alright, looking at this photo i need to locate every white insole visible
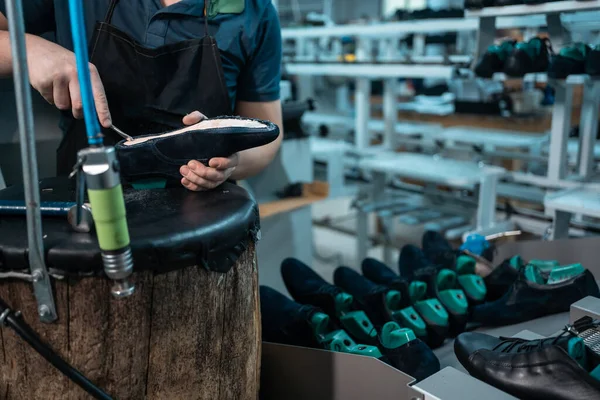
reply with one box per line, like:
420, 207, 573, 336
122, 119, 267, 146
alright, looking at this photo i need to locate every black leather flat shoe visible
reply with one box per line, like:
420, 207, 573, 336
455, 318, 600, 400
116, 116, 279, 182
471, 264, 600, 326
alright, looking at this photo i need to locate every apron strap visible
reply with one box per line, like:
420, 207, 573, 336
104, 0, 120, 24
204, 0, 209, 37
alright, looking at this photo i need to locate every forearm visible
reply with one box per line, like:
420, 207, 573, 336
0, 30, 13, 76
231, 131, 282, 180
232, 99, 283, 180
0, 31, 55, 77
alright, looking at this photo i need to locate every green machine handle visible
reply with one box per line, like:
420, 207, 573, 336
80, 147, 134, 298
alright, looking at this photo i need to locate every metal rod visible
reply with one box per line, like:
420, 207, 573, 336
5, 0, 57, 322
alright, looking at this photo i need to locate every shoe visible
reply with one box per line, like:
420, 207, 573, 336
471, 263, 600, 326
548, 43, 591, 79
332, 267, 427, 335
455, 317, 600, 400
494, 0, 523, 5
586, 45, 600, 76
362, 257, 449, 348
116, 116, 279, 182
399, 245, 469, 336
260, 286, 381, 354
475, 40, 517, 78
504, 37, 552, 77
260, 285, 440, 381
281, 258, 379, 344
464, 0, 495, 10
483, 255, 524, 302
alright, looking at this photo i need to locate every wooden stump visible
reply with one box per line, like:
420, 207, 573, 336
0, 243, 260, 400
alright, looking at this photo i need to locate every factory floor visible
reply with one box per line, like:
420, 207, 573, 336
310, 196, 571, 373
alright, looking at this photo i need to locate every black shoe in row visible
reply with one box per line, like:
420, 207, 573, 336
471, 263, 600, 326
362, 258, 450, 348
265, 260, 441, 381
466, 0, 569, 9
399, 244, 470, 336
422, 231, 488, 305
475, 37, 552, 78
455, 316, 600, 399
548, 43, 600, 79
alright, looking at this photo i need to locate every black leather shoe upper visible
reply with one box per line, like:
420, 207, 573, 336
484, 258, 521, 302
381, 338, 440, 382
462, 345, 600, 400
260, 285, 325, 348
362, 258, 412, 301
422, 231, 457, 270
281, 258, 345, 317
471, 268, 600, 326
334, 266, 395, 327
116, 116, 279, 182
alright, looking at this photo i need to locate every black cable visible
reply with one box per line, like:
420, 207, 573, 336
0, 298, 113, 400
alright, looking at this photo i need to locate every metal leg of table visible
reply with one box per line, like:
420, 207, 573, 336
356, 208, 369, 264
0, 167, 5, 190
547, 82, 574, 182
546, 14, 570, 51
577, 82, 600, 180
383, 78, 398, 150
356, 172, 386, 263
551, 210, 572, 240
355, 78, 371, 150
476, 173, 499, 231
326, 149, 345, 198
381, 215, 395, 267
473, 17, 496, 68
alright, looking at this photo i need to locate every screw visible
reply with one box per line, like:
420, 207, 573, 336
32, 270, 43, 282
38, 305, 50, 318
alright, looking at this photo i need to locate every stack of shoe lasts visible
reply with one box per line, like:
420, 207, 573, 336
361, 257, 450, 348
398, 244, 469, 336
471, 261, 600, 326
279, 258, 440, 381
475, 37, 552, 78
455, 316, 600, 399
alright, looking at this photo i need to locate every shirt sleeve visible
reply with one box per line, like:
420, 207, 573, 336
236, 2, 282, 103
0, 0, 55, 35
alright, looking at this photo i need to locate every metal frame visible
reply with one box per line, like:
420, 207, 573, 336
5, 0, 57, 322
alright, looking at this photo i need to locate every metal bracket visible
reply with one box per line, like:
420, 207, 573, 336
5, 0, 57, 322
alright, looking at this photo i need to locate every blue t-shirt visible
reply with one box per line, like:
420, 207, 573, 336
0, 0, 282, 110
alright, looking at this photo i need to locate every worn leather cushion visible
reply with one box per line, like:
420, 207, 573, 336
0, 178, 259, 275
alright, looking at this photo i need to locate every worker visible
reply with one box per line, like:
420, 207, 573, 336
0, 0, 283, 191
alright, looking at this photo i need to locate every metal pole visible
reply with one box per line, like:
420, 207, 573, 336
5, 0, 57, 322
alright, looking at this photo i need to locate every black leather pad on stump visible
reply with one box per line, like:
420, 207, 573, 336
0, 178, 260, 275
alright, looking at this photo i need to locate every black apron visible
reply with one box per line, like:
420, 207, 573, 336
57, 0, 232, 176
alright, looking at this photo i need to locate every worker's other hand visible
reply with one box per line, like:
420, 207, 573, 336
27, 37, 111, 127
179, 111, 239, 191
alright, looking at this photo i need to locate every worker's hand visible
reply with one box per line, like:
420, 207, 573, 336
26, 36, 112, 127
179, 111, 239, 191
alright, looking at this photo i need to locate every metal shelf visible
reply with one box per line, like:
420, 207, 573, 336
491, 73, 598, 84
285, 63, 457, 79
359, 153, 505, 189
466, 0, 600, 18
545, 188, 600, 218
